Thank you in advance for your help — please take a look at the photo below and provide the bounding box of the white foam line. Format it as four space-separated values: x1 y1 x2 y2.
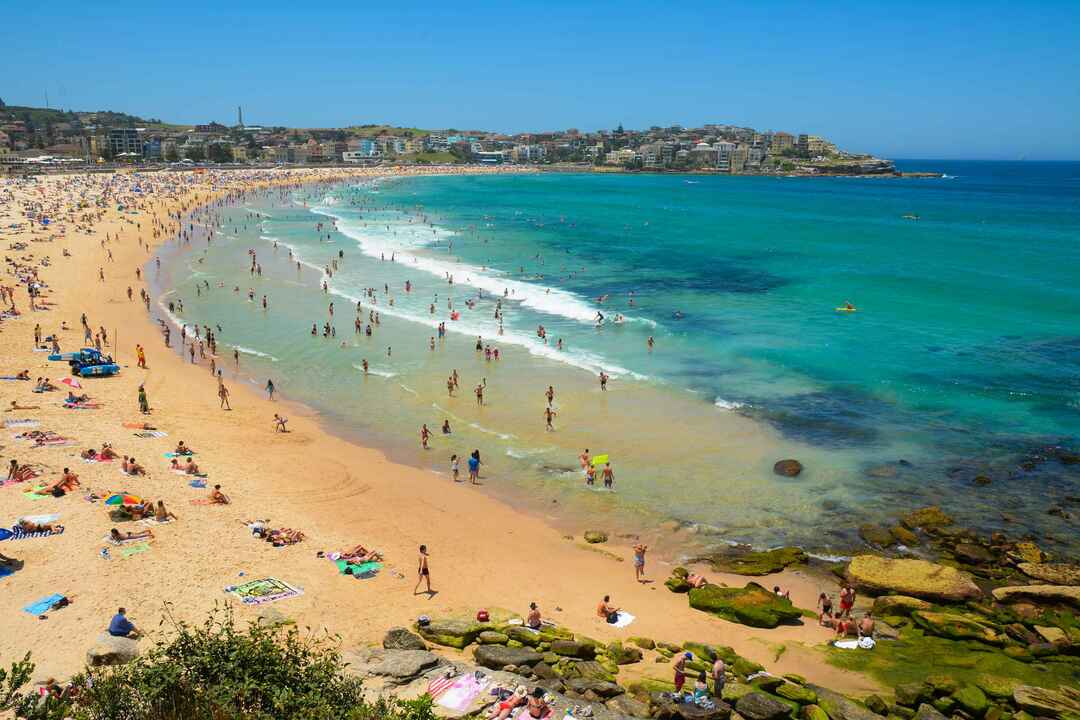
230 345 279 362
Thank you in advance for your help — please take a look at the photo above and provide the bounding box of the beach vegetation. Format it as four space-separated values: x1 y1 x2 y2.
2 608 437 720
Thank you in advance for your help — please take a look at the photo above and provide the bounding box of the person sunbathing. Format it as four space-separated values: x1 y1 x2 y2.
17 518 59 533
15 370 30 380
687 573 709 589
80 448 98 461
35 378 58 392
154 500 177 523
99 443 117 460
209 485 230 505
110 527 153 543
174 441 192 455
339 544 382 563
6 400 40 411
123 457 146 475
267 528 305 546
486 686 527 720
36 468 80 496
169 458 181 471
184 458 202 475
65 391 89 404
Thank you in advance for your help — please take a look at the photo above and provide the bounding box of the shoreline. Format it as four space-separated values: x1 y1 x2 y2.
0 168 877 692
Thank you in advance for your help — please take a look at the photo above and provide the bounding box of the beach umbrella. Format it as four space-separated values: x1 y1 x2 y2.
60 377 82 389
105 494 142 507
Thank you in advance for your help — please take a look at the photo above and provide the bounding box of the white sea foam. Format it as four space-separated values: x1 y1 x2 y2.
467 422 515 440
231 345 279 362
351 363 397 378
714 398 745 411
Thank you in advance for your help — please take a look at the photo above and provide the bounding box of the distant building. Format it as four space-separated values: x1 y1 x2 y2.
714 141 735 171
769 132 795 155
425 134 449 152
108 128 142 157
797 134 835 157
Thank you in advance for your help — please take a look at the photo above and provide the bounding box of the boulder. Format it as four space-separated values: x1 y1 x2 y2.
750 676 784 693
1012 685 1080 718
810 685 881 720
1034 625 1067 643
973 676 1016 701
655 694 734 720
871 595 931 617
560 659 615 683
383 626 427 650
667 575 694 593
776 682 817 705
900 507 953 531
991 585 1080 606
1006 541 1046 565
863 696 888 716
737 692 792 720
473 644 542 670
1017 562 1080 585
803 705 830 720
894 684 931 708
953 543 995 565
607 693 653 717
683 642 718 661
889 526 920 547
504 625 544 647
606 640 644 664
845 556 981 602
478 630 509 645
370 650 442 682
86 634 139 667
550 639 596 659
705 547 809 576
584 530 609 544
910 611 1003 645
630 636 656 650
951 686 989 717
773 459 803 477
925 675 959 695
417 618 484 649
859 525 895 548
565 677 624 699
689 582 803 628
912 704 947 720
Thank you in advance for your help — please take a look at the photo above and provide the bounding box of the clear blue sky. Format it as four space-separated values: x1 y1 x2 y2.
5 1 1079 159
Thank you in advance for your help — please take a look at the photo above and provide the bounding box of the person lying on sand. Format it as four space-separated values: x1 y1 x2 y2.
110 527 153 543
65 391 90 405
35 467 80 496
80 448 99 461
34 378 58 392
486 686 527 720
687 573 708 589
266 528 305 547
338 544 382 563
15 370 30 380
209 484 230 505
184 458 202 475
6 400 40 411
99 443 117 460
154 500 177 523
17 518 60 533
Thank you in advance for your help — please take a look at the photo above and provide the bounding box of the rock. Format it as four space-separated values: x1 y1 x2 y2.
900 506 953 531
845 556 981 602
1017 562 1080 585
912 704 947 720
370 650 442 682
890 526 920 546
383 626 427 650
1034 625 1067 643
507 639 525 649
86 633 139 667
562 659 615 683
478 630 509 645
702 547 809 576
750 676 784 693
630 636 656 650
992 585 1080 606
894 684 931 708
504 625 544 647
606 640 643 664
688 582 802 628
925 675 959 695
473 644 542 670
584 530 609 544
550 639 596 659
732 657 765 677
973 675 1016 700
654 694 734 720
973 475 992 486
566 677 624 699
931 698 955 715
871 595 931 617
1007 541 1047 565
416 618 485 649
776 682 818 705
866 464 899 479
683 642 718 661
951 685 989 717
1012 685 1080 718
859 525 896 547
810 684 882 720
532 661 557 679
256 607 293 627
607 693 653 717
667 575 694 593
737 692 792 720
773 459 803 477
954 543 995 565
803 705 830 720
911 611 1003 645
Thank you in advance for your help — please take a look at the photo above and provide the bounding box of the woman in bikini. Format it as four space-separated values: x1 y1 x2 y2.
110 527 153 543
414 544 432 595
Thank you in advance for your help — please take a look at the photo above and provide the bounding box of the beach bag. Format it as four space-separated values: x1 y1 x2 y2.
476 609 490 622
51 487 65 498
606 611 619 624
417 615 431 627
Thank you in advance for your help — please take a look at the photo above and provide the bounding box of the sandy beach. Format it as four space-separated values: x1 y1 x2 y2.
0 167 876 694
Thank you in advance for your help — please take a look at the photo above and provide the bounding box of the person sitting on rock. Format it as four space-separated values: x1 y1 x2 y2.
773 585 791 600
526 602 542 629
524 688 550 719
833 616 855 638
486 685 527 720
107 607 142 638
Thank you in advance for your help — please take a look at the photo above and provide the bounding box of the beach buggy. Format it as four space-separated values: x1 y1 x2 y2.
47 348 121 377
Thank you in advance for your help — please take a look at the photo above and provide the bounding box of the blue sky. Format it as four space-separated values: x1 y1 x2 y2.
5 1 1079 159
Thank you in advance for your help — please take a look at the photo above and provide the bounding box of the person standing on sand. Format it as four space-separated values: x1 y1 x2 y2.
602 462 615 489
599 371 609 391
839 585 856 618
414 544 432 595
136 344 146 369
218 383 231 410
544 406 556 431
266 379 275 400
545 385 555 407
138 385 150 414
420 424 432 449
468 450 481 483
633 543 647 582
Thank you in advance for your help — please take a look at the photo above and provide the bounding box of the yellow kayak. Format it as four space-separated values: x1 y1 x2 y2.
835 307 857 312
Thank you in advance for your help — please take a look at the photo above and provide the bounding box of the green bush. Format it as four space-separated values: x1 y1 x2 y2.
2 607 436 720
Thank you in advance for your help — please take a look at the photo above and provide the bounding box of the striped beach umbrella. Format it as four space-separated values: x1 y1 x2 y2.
105 494 142 506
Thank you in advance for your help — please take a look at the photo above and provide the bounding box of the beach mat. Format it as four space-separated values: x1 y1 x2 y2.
4 419 39 428
0 566 14 580
0 525 65 541
23 593 65 616
134 430 167 438
22 489 51 501
436 676 488 713
224 577 303 605
334 559 382 578
120 543 151 558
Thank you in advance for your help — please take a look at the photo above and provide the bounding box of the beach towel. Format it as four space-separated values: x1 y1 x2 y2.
514 707 555 720
22 488 51 501
22 593 66 616
4 419 39 428
133 430 167 438
189 479 207 489
426 675 456 699
224 577 303 605
190 498 223 506
138 517 174 527
334 559 382 578
0 566 15 580
833 639 861 650
120 542 151 558
104 534 153 546
163 452 195 459
63 403 101 410
123 422 157 430
436 676 488 713
610 611 635 628
0 376 30 381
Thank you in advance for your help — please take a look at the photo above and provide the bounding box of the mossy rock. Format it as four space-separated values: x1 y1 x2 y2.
550 639 596 659
478 630 509 645
1005 541 1046 565
751 675 785 693
845 556 981 602
784 674 807 685
864 695 889 716
931 697 955 714
890 526 920 546
973 675 1017 700
672 566 689 578
722 682 756 703
952 685 989 717
658 646 674 658
924 675 959 696
911 611 1003 646
628 677 676 699
629 636 655 650
803 705 830 720
683 642 718 661
900 506 954 531
606 640 643 665
859 524 896 548
583 530 608 544
733 656 765 677
703 546 809 576
895 683 932 708
666 575 693 593
416 618 485 649
872 596 932 617
776 682 818 705
506 639 524 649
688 582 803 628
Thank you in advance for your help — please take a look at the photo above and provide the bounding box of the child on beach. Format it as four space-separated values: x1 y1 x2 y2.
413 544 432 595
450 454 460 482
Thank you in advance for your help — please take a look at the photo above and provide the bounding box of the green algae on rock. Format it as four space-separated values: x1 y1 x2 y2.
688 582 803 628
845 555 981 602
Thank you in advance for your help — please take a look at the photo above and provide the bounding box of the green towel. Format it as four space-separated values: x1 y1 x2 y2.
334 559 381 577
120 543 151 558
23 489 50 501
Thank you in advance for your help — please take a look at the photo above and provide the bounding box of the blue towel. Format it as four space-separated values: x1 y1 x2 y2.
0 566 14 579
23 593 65 615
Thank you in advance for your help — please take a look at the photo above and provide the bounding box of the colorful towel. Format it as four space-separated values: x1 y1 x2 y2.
0 525 64 541
224 577 303 605
133 430 167 438
436 676 488 713
22 593 66 615
163 452 195 459
427 675 456 698
0 566 14 580
63 403 101 410
189 479 207 489
4 419 39 428
22 488 51 501
120 543 151 558
334 559 382 578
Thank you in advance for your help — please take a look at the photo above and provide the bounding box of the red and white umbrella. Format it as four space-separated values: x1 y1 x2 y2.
61 377 82 389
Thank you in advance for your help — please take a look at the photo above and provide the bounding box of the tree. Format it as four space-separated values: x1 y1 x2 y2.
185 145 206 162
165 146 180 163
208 143 234 163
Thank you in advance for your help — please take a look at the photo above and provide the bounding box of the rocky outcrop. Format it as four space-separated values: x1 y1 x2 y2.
473 644 543 670
688 582 802 628
870 595 931 617
900 506 953 531
910 611 1003 645
550 639 596 659
844 556 981 601
809 685 881 720
416 618 485 649
86 634 139 666
773 459 803 477
383 626 427 650
1017 562 1080 585
584 530 609 544
701 547 808 576
369 650 442 682
737 692 792 720
565 677 624 698
858 525 895 547
1012 685 1080 718
912 704 948 720
992 584 1080 606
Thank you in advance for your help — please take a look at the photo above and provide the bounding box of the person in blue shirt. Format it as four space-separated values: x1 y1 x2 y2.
108 607 141 638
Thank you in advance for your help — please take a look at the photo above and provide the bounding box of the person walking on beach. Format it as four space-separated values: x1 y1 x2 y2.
545 385 555 407
138 384 150 414
266 379 275 400
599 371 609 391
544 406 556 431
633 543 647 582
420 424 432 449
136 344 146 369
414 544 433 595
475 383 484 406
468 450 481 484
218 383 231 411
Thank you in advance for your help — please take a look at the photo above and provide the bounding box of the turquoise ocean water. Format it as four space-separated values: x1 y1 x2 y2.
155 162 1080 558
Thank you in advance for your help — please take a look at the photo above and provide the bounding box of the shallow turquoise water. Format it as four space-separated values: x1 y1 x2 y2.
156 162 1080 556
